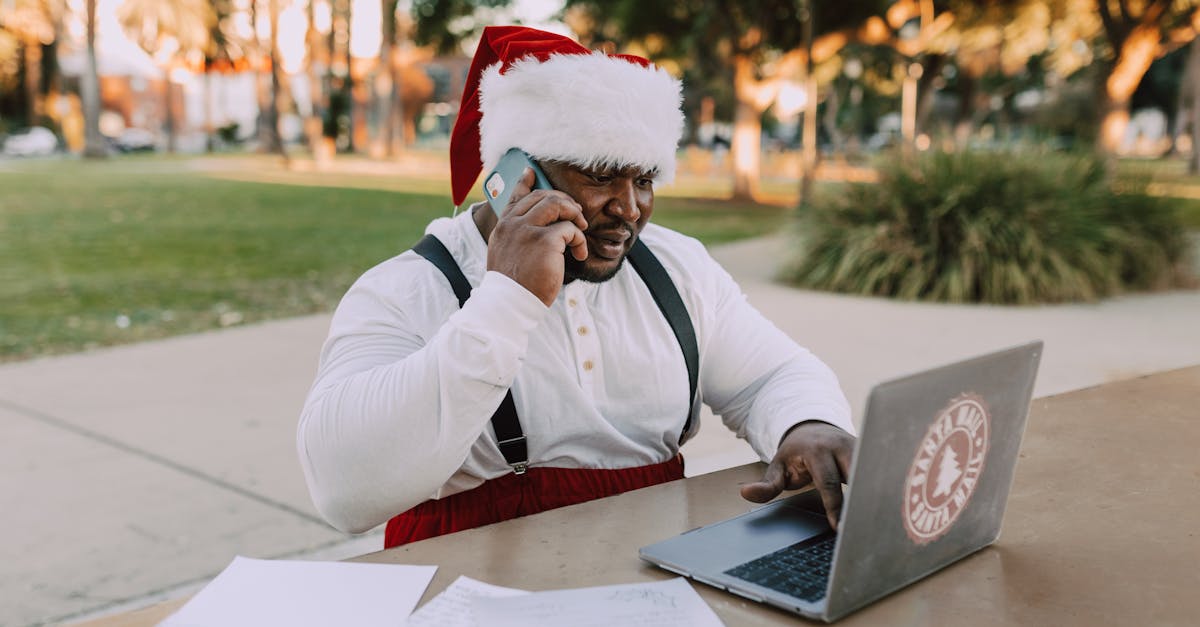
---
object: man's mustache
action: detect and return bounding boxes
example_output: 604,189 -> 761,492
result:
585,220 -> 636,240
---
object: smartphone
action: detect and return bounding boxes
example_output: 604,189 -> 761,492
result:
483,147 -> 552,216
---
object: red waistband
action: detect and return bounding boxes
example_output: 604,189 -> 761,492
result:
384,455 -> 685,549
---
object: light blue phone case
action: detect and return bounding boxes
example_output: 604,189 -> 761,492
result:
483,148 -> 553,216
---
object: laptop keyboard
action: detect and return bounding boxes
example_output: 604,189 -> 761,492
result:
723,532 -> 836,602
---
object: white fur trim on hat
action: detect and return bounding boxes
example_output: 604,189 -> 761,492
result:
478,52 -> 683,183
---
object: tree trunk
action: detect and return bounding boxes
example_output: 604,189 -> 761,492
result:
731,54 -> 766,202
342,0 -> 355,153
1192,93 -> 1200,173
799,73 -> 819,207
390,62 -> 404,152
1098,87 -> 1132,155
1099,24 -> 1162,154
44,22 -> 63,99
1167,44 -> 1193,157
204,67 -> 214,153
798,1 -> 817,208
821,84 -> 842,155
372,0 -> 395,158
306,0 -> 327,161
164,80 -> 177,153
1189,41 -> 1200,173
22,36 -> 44,125
901,64 -> 919,157
325,1 -> 341,150
388,33 -> 404,152
266,0 -> 287,161
380,0 -> 402,157
953,73 -> 977,148
82,0 -> 106,158
252,0 -> 270,150
846,84 -> 864,158
915,54 -> 945,139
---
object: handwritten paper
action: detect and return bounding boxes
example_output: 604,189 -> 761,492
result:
472,577 -> 724,627
159,556 -> 436,627
404,576 -> 529,626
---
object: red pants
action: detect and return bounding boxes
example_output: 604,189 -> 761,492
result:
384,455 -> 685,549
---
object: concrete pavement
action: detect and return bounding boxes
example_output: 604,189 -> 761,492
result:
2,235 -> 1198,626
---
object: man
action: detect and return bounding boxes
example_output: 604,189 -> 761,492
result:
298,26 -> 855,548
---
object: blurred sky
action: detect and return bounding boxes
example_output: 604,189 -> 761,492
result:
84,0 -> 566,73
76,0 -> 570,76
56,0 -> 571,137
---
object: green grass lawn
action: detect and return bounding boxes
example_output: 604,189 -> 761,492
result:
1117,157 -> 1200,228
0,156 -> 789,361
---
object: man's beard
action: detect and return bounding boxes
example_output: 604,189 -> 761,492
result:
564,220 -> 637,283
563,251 -> 628,283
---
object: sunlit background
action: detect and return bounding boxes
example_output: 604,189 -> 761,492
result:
0,0 -> 567,154
2,2 -> 1199,625
4,0 -> 1200,196
5,0 -> 1200,183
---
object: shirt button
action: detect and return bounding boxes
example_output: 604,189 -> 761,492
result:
582,360 -> 594,371
577,326 -> 589,336
568,298 -> 578,307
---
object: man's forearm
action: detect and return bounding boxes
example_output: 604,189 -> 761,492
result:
297,271 -> 547,533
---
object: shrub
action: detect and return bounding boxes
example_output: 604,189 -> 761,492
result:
781,150 -> 1192,304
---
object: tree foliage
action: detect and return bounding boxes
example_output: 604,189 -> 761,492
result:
409,0 -> 519,54
117,0 -> 213,55
565,0 -> 887,101
1088,0 -> 1200,151
564,0 -> 889,199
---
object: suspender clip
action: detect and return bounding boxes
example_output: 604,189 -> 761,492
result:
497,435 -> 529,475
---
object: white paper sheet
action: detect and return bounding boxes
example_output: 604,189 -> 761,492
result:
404,576 -> 529,626
159,556 -> 436,627
472,577 -> 725,627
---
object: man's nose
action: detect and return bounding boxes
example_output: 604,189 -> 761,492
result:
605,179 -> 641,222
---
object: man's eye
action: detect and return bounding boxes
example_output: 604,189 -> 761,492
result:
636,177 -> 654,188
588,172 -> 613,183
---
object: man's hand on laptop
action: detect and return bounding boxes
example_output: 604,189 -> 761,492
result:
740,421 -> 856,531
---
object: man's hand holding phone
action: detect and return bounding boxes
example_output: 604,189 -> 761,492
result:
486,167 -> 588,307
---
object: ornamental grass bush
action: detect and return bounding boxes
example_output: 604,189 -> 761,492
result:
781,150 -> 1192,304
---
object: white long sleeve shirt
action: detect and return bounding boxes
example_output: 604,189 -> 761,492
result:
298,210 -> 853,533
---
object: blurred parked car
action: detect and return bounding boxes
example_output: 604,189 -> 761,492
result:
112,128 -> 157,153
2,127 -> 58,157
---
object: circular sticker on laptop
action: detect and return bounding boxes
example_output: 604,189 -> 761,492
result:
903,394 -> 991,544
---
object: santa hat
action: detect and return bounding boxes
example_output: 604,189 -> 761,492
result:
450,26 -> 685,206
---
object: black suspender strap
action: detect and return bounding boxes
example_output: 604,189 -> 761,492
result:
489,394 -> 527,473
412,235 -> 528,473
411,233 -> 699,472
626,239 -> 700,443
412,235 -> 471,307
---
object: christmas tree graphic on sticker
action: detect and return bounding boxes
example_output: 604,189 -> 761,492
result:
932,448 -> 963,499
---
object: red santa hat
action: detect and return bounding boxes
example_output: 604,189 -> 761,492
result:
450,25 -> 685,206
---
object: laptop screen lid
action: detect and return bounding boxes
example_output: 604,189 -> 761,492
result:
639,341 -> 1042,622
823,340 -> 1042,620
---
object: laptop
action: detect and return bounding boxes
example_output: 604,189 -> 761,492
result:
640,341 -> 1042,622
